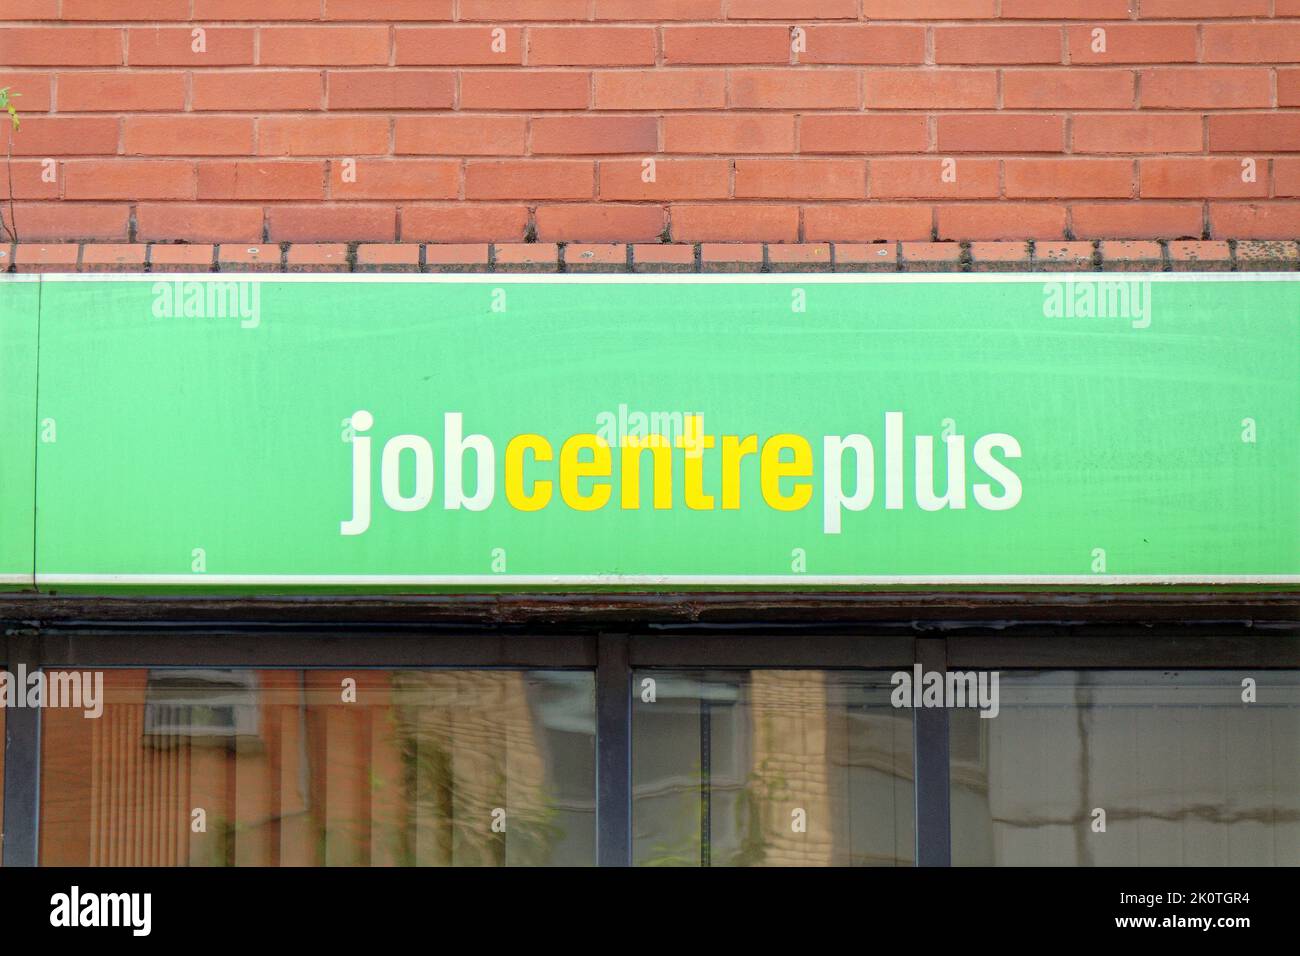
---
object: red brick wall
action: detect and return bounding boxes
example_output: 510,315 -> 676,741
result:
1,1 -> 1298,244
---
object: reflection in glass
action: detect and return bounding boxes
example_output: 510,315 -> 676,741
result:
39,669 -> 595,866
632,670 -> 914,866
951,670 -> 1300,865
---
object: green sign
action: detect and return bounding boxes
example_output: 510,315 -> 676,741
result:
2,273 -> 1297,590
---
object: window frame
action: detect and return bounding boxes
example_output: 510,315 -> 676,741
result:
2,597 -> 1297,868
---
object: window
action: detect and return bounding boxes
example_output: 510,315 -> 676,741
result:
39,669 -> 595,867
951,670 -> 1300,866
632,670 -> 914,866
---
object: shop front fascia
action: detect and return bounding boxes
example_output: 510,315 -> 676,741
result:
1,273 -> 1297,867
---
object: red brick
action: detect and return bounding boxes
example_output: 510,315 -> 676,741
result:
463,71 -> 591,110
266,205 -> 397,242
137,203 -> 264,242
730,70 -> 858,109
537,205 -> 665,241
1167,240 -> 1231,272
62,0 -> 189,15
1070,203 -> 1203,240
192,72 -> 322,111
124,117 -> 255,156
461,0 -> 587,18
395,116 -> 528,156
424,243 -> 490,272
937,115 -> 1064,153
632,243 -> 695,273
1004,159 -> 1134,199
727,0 -> 857,16
531,116 -> 658,155
862,0 -> 995,16
0,29 -> 122,66
599,159 -> 729,200
595,0 -> 722,18
735,160 -> 866,200
1033,240 -> 1093,271
12,203 -> 129,240
934,27 -> 1062,65
0,73 -> 51,112
327,72 -> 455,110
1140,159 -> 1267,199
1099,239 -> 1163,272
259,117 -> 390,156
1279,70 -> 1300,108
1203,25 -> 1300,64
700,243 -> 763,273
149,243 -> 216,271
662,26 -> 790,65
80,243 -> 147,272
1067,26 -> 1198,64
218,243 -> 280,272
9,118 -> 119,156
14,243 -> 79,273
562,243 -> 627,272
901,241 -> 961,272
865,70 -> 997,109
1139,69 -> 1271,110
529,28 -> 656,65
804,204 -> 931,241
1208,115 -> 1300,153
596,71 -> 726,110
1002,70 -> 1133,109
4,161 -> 59,200
1233,238 -> 1300,269
0,0 -> 58,16
1210,204 -> 1300,240
465,161 -> 594,200
259,28 -> 390,66
800,115 -> 929,154
833,242 -> 898,271
494,242 -> 561,273
1140,0 -> 1268,14
801,26 -> 926,65
326,0 -> 453,18
193,0 -> 321,16
1073,115 -> 1203,154
673,204 -> 799,242
969,241 -> 1031,271
64,160 -> 195,200
331,160 -> 459,200
664,114 -> 796,153
869,158 -> 999,199
285,243 -> 349,272
767,243 -> 832,271
937,204 -> 1068,240
1002,0 -> 1132,15
57,72 -> 185,112
402,205 -> 528,242
127,27 -> 255,66
395,27 -> 523,65
356,244 -> 421,273
1276,159 -> 1300,199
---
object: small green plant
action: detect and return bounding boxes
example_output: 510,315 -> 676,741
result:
0,86 -> 17,243
0,88 -> 17,131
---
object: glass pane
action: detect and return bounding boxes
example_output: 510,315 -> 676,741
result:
951,670 -> 1300,866
39,668 -> 595,866
632,669 -> 913,866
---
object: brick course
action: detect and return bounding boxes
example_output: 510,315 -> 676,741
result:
0,6 -> 1297,244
